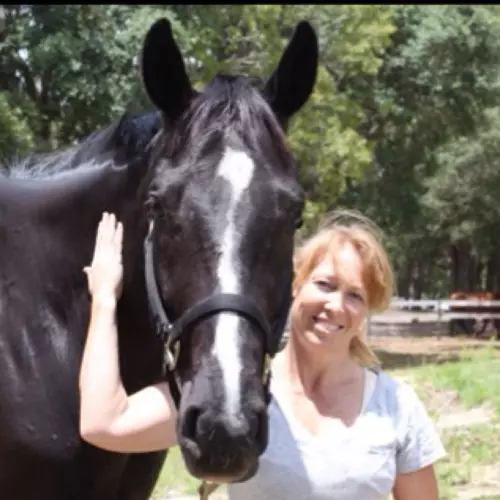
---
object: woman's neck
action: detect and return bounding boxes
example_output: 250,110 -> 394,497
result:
274,335 -> 362,397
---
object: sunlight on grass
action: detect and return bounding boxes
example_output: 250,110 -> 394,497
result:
410,345 -> 500,415
436,423 -> 500,499
150,447 -> 200,499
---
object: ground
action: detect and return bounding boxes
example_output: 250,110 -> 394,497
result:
151,334 -> 500,500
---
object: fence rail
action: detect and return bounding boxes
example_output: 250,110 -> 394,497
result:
368,298 -> 500,338
387,298 -> 500,321
390,299 -> 500,310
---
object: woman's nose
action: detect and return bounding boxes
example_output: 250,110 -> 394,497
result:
324,291 -> 344,312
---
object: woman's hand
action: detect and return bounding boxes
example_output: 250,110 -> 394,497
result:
84,212 -> 124,302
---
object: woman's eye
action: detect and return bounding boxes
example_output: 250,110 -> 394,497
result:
316,280 -> 333,291
348,291 -> 364,302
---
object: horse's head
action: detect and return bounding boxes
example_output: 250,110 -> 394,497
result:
138,18 -> 318,482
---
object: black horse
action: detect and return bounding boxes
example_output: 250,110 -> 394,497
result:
0,18 -> 318,500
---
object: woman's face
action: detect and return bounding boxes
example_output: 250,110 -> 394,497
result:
290,242 -> 369,352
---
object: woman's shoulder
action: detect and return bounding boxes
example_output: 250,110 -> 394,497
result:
367,366 -> 426,418
366,367 -> 447,472
369,365 -> 419,395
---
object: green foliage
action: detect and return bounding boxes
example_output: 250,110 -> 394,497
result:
339,5 -> 500,294
0,6 -> 179,148
424,107 -> 500,251
284,6 -> 396,227
0,91 -> 33,162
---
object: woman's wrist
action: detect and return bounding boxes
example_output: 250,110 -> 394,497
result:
91,293 -> 118,310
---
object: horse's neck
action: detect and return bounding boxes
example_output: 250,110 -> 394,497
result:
1,158 -> 145,292
6,157 -> 131,215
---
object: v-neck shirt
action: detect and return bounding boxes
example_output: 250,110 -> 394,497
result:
227,367 -> 446,500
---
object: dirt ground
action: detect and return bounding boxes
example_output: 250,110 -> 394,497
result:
370,334 -> 500,353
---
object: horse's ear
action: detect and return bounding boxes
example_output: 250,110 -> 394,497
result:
140,18 -> 195,122
263,21 -> 319,125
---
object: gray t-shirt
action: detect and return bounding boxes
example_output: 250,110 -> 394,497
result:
227,367 -> 446,500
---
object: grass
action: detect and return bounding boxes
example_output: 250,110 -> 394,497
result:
150,447 -> 201,498
151,341 -> 500,500
404,345 -> 500,415
437,425 -> 500,493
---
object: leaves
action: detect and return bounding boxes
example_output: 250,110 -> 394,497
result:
0,91 -> 33,163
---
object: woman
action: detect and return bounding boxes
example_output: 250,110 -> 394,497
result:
79,210 -> 445,499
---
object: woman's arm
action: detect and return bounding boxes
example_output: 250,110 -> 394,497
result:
79,212 -> 178,453
392,464 -> 439,500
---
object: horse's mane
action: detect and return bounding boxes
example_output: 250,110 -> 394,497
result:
1,110 -> 161,180
1,146 -> 82,180
167,75 -> 289,161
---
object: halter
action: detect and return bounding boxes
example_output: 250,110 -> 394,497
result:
143,219 -> 291,498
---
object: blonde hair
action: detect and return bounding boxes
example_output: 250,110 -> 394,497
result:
292,209 -> 394,367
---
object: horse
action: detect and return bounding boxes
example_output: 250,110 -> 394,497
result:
448,290 -> 500,338
0,17 -> 319,500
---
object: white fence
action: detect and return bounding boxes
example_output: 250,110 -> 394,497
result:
389,298 -> 500,320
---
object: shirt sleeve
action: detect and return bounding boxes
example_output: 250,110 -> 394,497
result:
395,383 -> 447,474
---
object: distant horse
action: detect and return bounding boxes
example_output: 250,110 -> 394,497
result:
448,290 -> 500,338
0,17 -> 318,500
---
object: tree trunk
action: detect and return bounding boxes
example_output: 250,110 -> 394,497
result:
486,247 -> 500,291
450,244 -> 460,290
466,251 -> 476,291
486,254 -> 495,290
413,258 -> 424,299
397,259 -> 412,298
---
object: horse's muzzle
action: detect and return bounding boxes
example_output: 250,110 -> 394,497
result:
177,400 -> 268,482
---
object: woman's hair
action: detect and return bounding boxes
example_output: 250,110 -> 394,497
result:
292,209 -> 395,367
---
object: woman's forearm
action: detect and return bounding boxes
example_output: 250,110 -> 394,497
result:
79,296 -> 128,437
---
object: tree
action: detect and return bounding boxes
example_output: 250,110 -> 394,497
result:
0,5 -> 180,152
339,5 -> 500,296
424,107 -> 500,290
0,91 -> 33,163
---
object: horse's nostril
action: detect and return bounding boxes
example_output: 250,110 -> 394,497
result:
182,406 -> 202,441
256,408 -> 269,452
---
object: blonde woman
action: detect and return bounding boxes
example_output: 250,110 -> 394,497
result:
79,211 -> 445,500
228,210 -> 445,499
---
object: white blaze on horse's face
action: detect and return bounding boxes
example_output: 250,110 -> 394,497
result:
213,147 -> 255,421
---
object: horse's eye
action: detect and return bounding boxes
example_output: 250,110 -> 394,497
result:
295,217 -> 303,229
146,198 -> 168,222
146,198 -> 160,219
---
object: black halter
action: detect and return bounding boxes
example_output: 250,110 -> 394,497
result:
143,220 -> 291,407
